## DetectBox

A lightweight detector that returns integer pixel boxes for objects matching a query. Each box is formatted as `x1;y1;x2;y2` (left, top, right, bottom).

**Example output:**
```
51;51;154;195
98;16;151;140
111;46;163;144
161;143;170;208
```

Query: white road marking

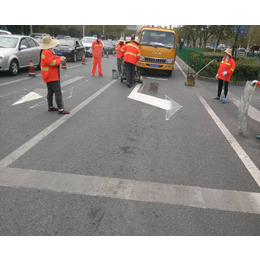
12;92;43;105
176;61;260;187
0;77;32;87
0;79;117;168
128;83;182;120
147;77;168;81
11;76;84;106
1;166;260;214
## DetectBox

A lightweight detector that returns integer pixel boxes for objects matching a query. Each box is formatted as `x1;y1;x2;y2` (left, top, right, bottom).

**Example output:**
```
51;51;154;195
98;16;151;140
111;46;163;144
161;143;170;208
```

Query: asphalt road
0;55;260;236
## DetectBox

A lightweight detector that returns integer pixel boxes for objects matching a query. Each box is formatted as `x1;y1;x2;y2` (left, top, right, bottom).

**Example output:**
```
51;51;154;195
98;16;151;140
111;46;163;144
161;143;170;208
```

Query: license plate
150;64;159;68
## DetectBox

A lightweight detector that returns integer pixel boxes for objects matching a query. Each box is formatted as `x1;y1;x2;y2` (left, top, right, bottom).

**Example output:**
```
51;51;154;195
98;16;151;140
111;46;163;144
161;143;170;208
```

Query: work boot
48;107;58;112
58;109;70;114
221;97;228;103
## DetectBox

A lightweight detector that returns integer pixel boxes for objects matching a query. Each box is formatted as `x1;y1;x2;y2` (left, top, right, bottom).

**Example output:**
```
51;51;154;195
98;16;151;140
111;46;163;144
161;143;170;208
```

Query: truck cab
137;26;178;76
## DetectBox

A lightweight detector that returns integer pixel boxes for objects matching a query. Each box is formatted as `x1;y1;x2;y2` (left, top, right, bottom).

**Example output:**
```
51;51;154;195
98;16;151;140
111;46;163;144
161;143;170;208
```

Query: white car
81;36;96;57
0;35;41;75
0;29;11;35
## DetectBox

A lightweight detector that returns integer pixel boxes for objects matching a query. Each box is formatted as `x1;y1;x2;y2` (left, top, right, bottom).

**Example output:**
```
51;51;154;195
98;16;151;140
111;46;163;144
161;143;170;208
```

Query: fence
177;46;204;72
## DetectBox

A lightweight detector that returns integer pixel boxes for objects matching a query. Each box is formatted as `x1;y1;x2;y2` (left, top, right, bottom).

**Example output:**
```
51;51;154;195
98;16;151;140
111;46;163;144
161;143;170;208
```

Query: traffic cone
28;60;36;76
82;54;86;64
106;51;109;58
62;60;67;69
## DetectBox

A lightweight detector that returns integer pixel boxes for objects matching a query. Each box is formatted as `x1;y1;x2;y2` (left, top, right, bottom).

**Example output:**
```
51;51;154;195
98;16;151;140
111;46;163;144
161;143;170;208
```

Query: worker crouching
121;35;141;88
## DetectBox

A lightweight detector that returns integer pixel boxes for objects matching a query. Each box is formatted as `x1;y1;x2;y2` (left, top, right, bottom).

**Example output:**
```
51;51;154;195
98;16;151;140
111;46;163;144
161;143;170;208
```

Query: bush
199;54;260;82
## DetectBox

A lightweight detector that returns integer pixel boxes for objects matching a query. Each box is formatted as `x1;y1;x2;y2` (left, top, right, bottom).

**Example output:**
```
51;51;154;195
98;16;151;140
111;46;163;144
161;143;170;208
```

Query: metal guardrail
177;46;204;72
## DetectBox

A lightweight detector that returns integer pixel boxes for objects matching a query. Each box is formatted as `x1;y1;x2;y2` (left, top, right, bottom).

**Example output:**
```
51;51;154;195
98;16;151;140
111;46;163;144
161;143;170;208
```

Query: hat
40;35;59;49
133;38;140;44
119;37;124;42
224;48;232;57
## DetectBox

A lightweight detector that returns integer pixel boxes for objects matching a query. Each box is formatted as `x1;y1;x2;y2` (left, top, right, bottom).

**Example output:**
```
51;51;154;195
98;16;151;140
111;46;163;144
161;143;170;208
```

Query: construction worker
121;35;141;88
251;80;260;139
91;34;103;76
214;48;236;103
115;37;125;76
40;35;69;114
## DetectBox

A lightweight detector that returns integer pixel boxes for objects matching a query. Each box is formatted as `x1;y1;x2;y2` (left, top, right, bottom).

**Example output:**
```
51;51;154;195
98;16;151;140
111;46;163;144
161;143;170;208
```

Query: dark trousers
117;58;123;74
46;81;64;109
124;62;135;85
217;79;229;98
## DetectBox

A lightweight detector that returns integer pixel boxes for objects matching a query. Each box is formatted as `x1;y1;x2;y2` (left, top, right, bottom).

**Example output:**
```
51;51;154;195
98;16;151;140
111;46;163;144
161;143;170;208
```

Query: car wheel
9;60;19;76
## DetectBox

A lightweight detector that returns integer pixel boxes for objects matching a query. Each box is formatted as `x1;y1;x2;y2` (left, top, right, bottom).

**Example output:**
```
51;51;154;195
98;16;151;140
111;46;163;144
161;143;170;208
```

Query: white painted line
11;76;85;106
176;61;260;187
128;83;182;120
0;79;117;168
61;76;84;88
195;89;260;187
12;92;43;105
0;77;31;87
1;166;260;214
147;77;168;81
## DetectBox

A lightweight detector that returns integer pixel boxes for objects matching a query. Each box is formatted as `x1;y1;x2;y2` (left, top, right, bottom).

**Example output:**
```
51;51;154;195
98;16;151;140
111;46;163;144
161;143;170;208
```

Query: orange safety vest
116;43;125;58
121;41;141;65
91;40;103;58
257;81;260;88
217;57;235;82
40;49;62;83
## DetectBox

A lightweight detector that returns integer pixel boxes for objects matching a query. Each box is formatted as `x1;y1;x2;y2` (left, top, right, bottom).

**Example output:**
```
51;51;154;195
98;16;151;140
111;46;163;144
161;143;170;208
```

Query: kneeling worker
121;35;140;88
40;35;69;114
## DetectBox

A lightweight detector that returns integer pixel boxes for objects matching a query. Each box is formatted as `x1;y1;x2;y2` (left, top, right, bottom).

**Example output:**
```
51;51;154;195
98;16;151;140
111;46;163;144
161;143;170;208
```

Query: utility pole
247;26;253;51
30;25;33;35
83;25;85;38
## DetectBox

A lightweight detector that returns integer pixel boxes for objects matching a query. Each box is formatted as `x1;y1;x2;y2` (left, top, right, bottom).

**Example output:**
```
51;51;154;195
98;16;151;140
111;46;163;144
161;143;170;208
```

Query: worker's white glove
61;56;66;63
222;71;227;76
215;74;218;79
251;80;258;86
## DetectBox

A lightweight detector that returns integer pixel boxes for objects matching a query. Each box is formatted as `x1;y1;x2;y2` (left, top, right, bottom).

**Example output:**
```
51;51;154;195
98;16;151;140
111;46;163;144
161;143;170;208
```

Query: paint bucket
112;69;119;79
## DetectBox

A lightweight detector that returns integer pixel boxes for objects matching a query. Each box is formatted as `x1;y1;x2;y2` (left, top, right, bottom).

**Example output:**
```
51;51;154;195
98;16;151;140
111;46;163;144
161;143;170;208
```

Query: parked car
249;45;260;55
103;40;115;54
81;36;96;57
29;33;50;38
236;48;247;56
0;35;41;76
53;38;85;62
0;29;12;35
56;35;71;39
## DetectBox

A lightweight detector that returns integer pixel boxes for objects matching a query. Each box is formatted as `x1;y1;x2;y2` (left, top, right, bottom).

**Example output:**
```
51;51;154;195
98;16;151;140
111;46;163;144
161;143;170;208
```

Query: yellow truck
137;26;178;76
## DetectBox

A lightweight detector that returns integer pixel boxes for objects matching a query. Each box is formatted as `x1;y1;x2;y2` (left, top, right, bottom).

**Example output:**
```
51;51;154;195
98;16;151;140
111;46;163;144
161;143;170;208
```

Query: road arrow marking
128;83;182;120
12;76;84;106
12;92;43;105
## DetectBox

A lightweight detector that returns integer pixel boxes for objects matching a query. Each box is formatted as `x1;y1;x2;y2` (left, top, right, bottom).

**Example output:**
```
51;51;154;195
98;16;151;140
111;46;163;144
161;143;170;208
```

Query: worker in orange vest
251;80;260;139
115;37;125;76
214;48;236;103
91;35;103;76
40;36;69;114
121;35;141;88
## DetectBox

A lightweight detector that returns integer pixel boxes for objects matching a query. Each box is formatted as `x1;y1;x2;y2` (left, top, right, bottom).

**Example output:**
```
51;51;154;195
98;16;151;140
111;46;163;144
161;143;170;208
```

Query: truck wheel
167;70;172;77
